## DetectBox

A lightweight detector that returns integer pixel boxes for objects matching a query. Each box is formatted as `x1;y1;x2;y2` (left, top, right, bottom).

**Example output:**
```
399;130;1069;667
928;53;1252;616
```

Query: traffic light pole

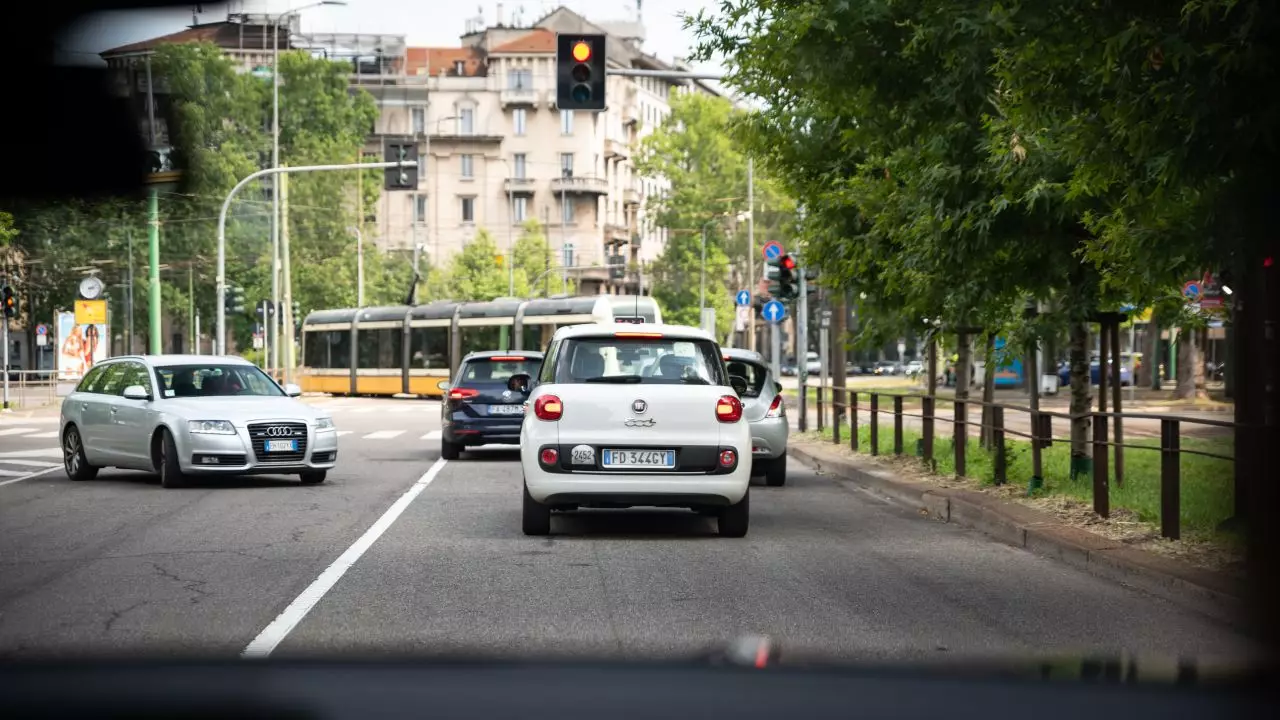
797;265;809;433
215;160;416;355
148;188;161;355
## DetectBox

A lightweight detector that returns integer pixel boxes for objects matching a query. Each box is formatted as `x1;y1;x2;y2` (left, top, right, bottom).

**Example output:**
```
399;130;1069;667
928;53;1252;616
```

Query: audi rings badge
264;426;300;437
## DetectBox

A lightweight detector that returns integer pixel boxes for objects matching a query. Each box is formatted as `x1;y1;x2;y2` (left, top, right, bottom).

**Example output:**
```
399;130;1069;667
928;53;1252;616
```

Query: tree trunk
1143;316;1161;390
1068;321;1092;460
980;333;997;448
955;333;971;400
1174;326;1206;400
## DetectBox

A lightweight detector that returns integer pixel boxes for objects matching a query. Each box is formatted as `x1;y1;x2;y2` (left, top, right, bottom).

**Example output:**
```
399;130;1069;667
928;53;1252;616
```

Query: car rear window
555;336;726;386
459;356;541;385
724;359;768;398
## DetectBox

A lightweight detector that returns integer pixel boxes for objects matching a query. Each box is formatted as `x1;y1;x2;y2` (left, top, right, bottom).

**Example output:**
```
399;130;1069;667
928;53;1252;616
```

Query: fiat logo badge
631;399;647;414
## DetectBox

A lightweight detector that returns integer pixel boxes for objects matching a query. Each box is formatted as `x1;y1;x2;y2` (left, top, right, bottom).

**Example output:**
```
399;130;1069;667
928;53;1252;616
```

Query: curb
789;442;1247;623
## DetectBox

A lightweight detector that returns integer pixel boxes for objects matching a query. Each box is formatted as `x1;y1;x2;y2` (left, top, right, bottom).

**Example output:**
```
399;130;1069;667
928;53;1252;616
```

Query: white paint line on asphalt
25;431;59;439
362;430;405;440
0;465;63;487
421;430;442;440
0;459;59;468
335;430;353;437
241;456;449;658
0;427;38;436
0;449;63;459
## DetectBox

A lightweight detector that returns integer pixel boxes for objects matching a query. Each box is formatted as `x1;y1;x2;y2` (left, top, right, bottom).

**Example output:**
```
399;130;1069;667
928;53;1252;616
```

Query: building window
563;242;575;267
411;107;425;134
459;108;474;135
560;110;574;135
513;153;527;179
413;194;426;224
560;153;574;177
507;68;531;89
454;60;465;75
460;154;473;179
561;197;575;224
513;196;527;222
460;197;475;223
513;108;526;136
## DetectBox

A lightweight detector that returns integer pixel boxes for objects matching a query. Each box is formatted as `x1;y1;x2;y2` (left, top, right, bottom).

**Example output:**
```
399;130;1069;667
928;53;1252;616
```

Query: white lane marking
0;449;63;459
421;430;442;440
335;430;353;437
362;430;405;440
0;465;64;487
0;427;38;436
241;456;449;658
0;459;59;468
26;431;59;439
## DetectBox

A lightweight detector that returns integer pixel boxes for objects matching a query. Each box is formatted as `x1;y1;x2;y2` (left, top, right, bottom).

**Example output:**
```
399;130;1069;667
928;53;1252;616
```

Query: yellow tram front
298;295;661;398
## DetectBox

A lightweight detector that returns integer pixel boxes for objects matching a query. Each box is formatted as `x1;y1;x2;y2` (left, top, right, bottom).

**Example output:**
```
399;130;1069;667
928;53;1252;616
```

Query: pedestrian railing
804;382;1236;541
3;370;61;409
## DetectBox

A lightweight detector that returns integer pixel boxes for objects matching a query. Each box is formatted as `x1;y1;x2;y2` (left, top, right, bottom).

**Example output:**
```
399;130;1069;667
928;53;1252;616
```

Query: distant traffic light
383;138;419;190
766;253;798;300
1;286;16;318
292;301;301;327
556;34;606;111
225;285;246;315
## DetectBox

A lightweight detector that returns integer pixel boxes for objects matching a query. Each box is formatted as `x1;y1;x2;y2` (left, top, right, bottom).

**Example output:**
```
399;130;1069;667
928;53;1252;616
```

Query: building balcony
504;177;537;196
622;102;641;127
550;176;608;195
428;128;504;144
500;87;542;108
623;188;641;207
605;137;630;160
604;223;629;245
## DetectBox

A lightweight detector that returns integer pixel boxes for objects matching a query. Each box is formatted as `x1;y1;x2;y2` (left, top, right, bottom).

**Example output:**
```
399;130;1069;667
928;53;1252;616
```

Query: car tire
763;454;787;487
301;471;327;485
62;424;99;481
522;481;551;536
717;490;750;538
440;439;461;460
157;428;185;489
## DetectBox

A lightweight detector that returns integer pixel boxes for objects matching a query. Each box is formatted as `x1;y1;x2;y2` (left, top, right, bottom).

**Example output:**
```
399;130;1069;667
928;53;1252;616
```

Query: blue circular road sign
735;290;751;307
763;299;786;323
762;242;784;261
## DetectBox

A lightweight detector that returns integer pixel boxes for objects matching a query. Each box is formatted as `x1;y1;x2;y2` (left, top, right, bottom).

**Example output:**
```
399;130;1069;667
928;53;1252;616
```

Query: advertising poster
56;311;109;381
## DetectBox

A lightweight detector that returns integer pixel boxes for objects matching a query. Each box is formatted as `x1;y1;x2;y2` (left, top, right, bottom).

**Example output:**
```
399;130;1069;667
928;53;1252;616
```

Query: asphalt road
0;398;1257;664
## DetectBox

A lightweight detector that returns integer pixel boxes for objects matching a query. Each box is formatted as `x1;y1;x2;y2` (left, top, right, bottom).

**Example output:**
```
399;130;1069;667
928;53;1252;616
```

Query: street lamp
271;1;344;369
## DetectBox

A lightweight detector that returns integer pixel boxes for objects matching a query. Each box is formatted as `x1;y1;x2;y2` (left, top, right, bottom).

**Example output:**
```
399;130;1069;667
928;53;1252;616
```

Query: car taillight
540;448;559;465
765;394;784;418
449;387;479;400
719;449;737;468
715;395;743;423
534;394;563;421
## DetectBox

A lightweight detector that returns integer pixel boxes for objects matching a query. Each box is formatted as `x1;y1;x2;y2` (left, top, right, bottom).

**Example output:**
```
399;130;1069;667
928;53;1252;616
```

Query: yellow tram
298;295;662;397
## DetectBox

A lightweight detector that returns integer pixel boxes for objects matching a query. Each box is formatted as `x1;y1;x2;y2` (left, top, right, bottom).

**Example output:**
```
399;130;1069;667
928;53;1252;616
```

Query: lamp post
270;1;344;370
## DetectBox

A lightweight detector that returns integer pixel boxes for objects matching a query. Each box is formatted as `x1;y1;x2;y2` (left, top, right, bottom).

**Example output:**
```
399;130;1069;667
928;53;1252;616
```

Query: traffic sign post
735;289;751;307
762;241;784;262
762;300;786;323
1182;281;1202;301
764;299;786;380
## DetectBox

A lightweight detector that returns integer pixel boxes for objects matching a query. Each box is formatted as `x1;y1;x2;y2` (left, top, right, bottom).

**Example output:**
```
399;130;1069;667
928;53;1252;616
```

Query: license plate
265;439;297;452
602;449;675;469
489;405;524;415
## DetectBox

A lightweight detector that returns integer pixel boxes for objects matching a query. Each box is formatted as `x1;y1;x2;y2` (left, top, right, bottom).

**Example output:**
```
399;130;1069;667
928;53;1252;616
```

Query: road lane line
25;431;59;439
241;456;449;658
335;430;353;436
1;459;59;467
421;430;442;440
0;465;64;487
0;428;38;436
362;430;405;440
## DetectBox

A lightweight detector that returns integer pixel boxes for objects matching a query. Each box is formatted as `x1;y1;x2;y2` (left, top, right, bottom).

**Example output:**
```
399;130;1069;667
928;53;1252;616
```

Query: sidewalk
786;383;1235;414
788;439;1245;622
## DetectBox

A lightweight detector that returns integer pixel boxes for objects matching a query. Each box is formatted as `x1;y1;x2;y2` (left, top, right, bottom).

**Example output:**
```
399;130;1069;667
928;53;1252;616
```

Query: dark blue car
440;350;544;459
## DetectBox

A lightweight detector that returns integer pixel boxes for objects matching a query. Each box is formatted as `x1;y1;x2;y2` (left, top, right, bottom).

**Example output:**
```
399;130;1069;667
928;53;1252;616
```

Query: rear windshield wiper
582;375;643;383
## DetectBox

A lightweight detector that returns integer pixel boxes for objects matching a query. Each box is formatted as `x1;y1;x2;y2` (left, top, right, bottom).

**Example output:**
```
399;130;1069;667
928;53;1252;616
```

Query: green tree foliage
433;221;572;302
634;92;793;339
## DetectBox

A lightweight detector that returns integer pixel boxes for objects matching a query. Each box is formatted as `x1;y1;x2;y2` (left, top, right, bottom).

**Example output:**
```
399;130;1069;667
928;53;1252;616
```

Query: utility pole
147;188;161;355
194;311;200;355
280;168;295;381
126;230;135;354
355;149;365;307
561;167;570;289
187;265;193;354
797;263;809;432
747;157;756;352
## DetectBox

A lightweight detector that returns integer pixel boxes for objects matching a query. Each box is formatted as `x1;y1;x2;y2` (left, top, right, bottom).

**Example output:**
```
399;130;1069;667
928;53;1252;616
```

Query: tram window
459;325;504;355
410;326;449;369
521;323;546;352
357;328;403;369
304;330;350;369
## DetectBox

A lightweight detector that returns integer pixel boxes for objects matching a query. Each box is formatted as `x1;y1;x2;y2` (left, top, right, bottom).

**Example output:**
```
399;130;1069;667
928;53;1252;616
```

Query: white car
60;354;338;488
519;323;753;537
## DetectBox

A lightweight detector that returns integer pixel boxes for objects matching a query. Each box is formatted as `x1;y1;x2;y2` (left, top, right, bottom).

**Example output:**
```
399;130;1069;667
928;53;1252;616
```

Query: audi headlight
188;420;236;435
315;416;336;432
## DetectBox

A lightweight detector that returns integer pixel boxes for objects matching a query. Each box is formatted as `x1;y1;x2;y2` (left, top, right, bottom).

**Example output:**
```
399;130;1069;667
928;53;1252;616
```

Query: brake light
540;448;559;465
449;388;480;400
534;394;563;421
719;449;737;468
715;395;743;423
487;356;525;362
615;331;663;338
765;394;785;418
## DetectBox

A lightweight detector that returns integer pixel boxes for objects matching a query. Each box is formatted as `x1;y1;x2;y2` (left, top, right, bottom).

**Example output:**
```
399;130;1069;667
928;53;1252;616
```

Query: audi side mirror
283;383;302;397
122;385;150;401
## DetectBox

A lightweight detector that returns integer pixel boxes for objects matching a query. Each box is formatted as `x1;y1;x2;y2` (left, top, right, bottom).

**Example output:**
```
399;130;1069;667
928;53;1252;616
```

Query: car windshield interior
557;337;725;385
153;365;284;398
460;358;541;384
725;360;768;398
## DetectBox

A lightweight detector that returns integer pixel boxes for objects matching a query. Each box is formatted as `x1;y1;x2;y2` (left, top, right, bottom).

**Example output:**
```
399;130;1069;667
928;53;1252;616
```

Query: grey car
723;347;788;486
60;354;338;488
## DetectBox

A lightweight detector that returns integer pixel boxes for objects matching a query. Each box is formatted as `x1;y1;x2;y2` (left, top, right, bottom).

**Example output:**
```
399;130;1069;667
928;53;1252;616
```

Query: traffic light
225;285;245;315
556;34;606;111
292;301;301;328
766;253;798;300
1;285;16;318
383;138;419;190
